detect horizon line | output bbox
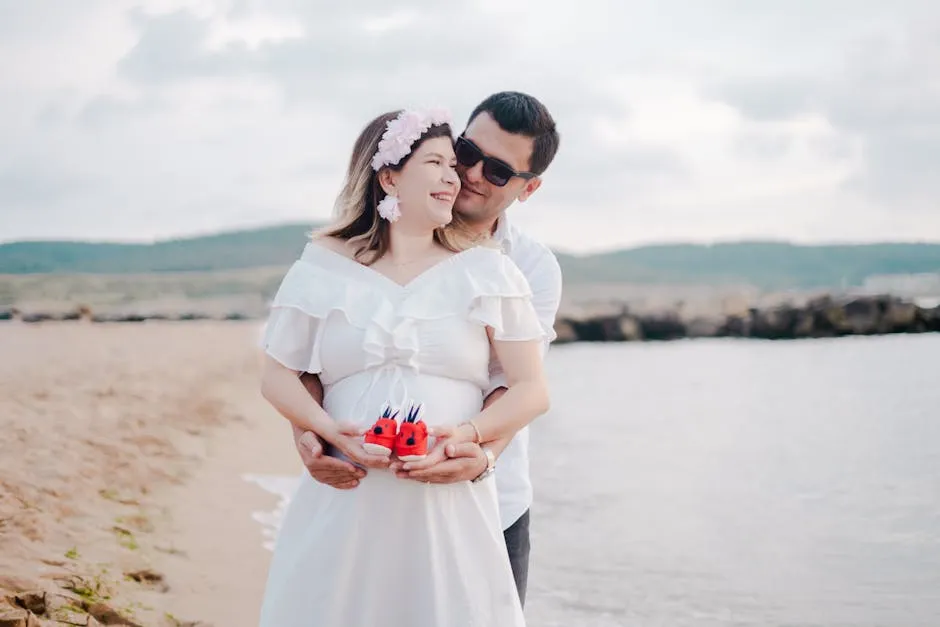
[3,220,940,254]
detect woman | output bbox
[258,108,549,626]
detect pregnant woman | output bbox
[257,107,549,626]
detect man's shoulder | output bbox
[505,224,562,286]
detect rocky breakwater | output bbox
[0,306,252,324]
[552,294,940,343]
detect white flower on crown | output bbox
[371,108,452,171]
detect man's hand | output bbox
[391,441,488,484]
[294,424,365,490]
[292,372,367,490]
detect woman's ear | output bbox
[378,168,398,197]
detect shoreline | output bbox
[4,292,940,344]
[146,384,301,627]
[0,321,301,626]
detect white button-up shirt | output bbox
[487,213,563,530]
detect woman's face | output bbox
[387,137,461,229]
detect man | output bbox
[292,91,562,607]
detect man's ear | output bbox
[378,168,398,197]
[517,177,542,203]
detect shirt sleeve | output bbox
[483,249,563,397]
[262,306,323,374]
[259,259,330,374]
[468,251,546,342]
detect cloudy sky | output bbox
[1,0,938,253]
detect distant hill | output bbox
[2,223,940,290]
[0,224,316,274]
[554,241,940,289]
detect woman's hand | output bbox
[321,421,392,469]
[395,423,477,472]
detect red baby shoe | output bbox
[363,403,398,455]
[395,403,428,461]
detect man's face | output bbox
[453,111,541,229]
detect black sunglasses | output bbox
[454,136,537,187]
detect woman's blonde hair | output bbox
[317,110,484,265]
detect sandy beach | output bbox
[0,321,300,626]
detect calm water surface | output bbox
[527,333,940,626]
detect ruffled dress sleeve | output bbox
[468,249,545,342]
[261,254,331,374]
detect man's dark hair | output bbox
[467,91,560,176]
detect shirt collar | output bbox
[491,213,513,254]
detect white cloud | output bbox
[1,0,939,252]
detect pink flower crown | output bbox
[371,108,452,171]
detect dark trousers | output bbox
[503,508,531,607]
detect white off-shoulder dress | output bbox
[257,242,545,627]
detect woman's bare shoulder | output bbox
[309,233,356,259]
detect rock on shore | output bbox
[552,294,940,343]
